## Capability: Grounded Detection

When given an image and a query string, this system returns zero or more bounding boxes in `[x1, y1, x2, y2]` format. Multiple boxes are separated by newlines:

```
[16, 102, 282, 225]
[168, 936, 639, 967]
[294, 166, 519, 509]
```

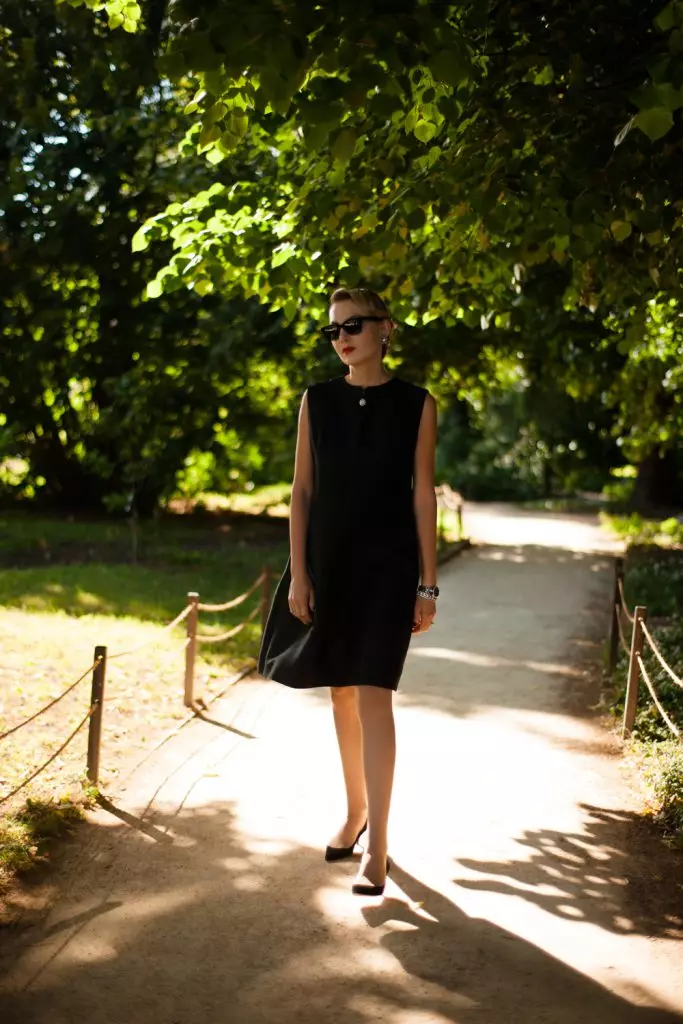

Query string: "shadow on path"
[455, 804, 683, 939]
[2, 801, 681, 1024]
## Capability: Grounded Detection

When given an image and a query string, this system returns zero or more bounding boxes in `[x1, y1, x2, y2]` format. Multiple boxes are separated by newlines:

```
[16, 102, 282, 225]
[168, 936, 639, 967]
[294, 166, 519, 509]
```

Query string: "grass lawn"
[0, 503, 290, 886]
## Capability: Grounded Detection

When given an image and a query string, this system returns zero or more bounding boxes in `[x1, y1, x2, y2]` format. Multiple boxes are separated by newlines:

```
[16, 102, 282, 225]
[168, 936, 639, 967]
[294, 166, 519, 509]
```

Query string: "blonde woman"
[258, 287, 438, 896]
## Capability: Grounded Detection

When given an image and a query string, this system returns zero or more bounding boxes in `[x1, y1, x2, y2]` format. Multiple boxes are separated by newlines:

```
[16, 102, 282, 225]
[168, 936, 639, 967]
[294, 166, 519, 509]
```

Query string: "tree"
[58, 0, 683, 507]
[0, 0, 302, 511]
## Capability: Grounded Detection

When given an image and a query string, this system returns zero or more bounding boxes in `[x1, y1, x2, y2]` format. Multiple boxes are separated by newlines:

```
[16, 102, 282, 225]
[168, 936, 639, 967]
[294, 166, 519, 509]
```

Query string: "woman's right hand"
[289, 573, 315, 624]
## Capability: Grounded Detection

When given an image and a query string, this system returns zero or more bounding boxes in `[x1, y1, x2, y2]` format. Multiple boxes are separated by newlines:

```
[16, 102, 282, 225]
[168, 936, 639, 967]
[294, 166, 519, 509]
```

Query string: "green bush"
[638, 740, 683, 842]
[0, 795, 86, 881]
[620, 545, 683, 619]
[609, 546, 683, 842]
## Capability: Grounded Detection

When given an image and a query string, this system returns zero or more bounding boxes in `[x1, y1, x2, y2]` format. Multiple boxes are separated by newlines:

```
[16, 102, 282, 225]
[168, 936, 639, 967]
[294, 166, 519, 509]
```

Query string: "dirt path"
[2, 507, 683, 1023]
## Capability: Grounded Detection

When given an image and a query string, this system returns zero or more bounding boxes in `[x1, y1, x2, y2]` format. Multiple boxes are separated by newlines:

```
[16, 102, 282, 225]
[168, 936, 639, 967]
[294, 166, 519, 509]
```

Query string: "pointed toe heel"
[352, 858, 391, 897]
[324, 822, 368, 863]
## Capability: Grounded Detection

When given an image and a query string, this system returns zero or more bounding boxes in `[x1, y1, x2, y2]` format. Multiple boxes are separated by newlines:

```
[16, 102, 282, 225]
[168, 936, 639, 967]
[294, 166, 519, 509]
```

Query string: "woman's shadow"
[362, 864, 683, 1024]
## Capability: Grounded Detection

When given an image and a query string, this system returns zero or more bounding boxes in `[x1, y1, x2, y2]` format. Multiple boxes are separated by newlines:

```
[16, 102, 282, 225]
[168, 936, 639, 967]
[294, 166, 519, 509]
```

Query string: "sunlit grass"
[602, 511, 683, 546]
[187, 483, 292, 517]
[0, 507, 290, 883]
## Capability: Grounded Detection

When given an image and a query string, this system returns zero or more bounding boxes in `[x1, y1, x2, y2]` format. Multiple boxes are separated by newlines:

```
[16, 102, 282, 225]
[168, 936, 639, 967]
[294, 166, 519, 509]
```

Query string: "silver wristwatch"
[417, 584, 439, 601]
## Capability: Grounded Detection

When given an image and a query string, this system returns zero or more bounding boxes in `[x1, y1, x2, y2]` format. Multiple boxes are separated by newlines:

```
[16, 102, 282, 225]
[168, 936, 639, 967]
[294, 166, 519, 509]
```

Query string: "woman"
[258, 286, 438, 896]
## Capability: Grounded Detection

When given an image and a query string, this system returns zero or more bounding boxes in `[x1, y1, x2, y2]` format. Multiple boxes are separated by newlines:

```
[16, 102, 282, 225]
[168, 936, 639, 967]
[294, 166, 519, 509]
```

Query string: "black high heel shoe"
[352, 857, 391, 897]
[324, 822, 368, 862]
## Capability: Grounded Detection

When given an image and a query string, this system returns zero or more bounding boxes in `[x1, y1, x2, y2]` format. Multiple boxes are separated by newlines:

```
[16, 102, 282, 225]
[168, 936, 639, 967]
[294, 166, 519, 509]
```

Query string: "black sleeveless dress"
[257, 374, 429, 690]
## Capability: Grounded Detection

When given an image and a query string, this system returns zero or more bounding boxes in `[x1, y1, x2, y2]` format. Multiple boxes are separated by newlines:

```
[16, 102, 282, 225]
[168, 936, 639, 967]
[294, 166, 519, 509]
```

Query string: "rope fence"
[607, 558, 682, 741]
[2, 481, 464, 808]
[0, 656, 101, 743]
[617, 575, 634, 624]
[197, 572, 266, 613]
[106, 604, 193, 662]
[636, 653, 681, 740]
[615, 604, 631, 657]
[195, 604, 262, 644]
[0, 704, 97, 806]
[0, 565, 272, 807]
[640, 621, 683, 691]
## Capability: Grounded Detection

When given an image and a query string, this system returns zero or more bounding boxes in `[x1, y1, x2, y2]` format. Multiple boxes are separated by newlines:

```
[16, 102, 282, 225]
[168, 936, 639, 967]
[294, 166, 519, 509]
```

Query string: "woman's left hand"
[412, 595, 436, 634]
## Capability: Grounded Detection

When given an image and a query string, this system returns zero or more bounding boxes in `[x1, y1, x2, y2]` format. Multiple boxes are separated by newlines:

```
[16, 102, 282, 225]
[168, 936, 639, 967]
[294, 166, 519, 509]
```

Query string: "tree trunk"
[629, 449, 683, 515]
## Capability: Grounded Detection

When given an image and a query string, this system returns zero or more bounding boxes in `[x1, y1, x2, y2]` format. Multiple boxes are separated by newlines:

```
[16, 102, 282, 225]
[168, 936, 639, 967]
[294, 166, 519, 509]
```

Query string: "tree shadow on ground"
[1, 800, 681, 1024]
[368, 866, 683, 1023]
[454, 803, 683, 939]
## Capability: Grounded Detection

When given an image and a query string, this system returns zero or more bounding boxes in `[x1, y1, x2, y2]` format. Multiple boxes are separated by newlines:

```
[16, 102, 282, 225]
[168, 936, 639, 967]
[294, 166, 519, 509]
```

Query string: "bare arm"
[290, 389, 314, 581]
[412, 393, 438, 587]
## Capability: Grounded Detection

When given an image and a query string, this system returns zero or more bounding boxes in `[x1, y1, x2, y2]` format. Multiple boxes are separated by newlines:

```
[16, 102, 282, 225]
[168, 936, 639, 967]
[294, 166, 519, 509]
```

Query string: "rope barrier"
[640, 621, 683, 691]
[0, 657, 101, 743]
[0, 704, 96, 806]
[197, 572, 266, 613]
[617, 577, 635, 624]
[1, 569, 269, 806]
[106, 603, 192, 662]
[636, 653, 681, 739]
[196, 604, 261, 644]
[615, 604, 631, 656]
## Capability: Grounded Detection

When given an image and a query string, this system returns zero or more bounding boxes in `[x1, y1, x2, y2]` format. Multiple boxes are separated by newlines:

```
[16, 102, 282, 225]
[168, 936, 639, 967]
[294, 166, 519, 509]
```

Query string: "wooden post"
[607, 556, 623, 675]
[437, 505, 445, 549]
[260, 565, 272, 632]
[87, 646, 107, 786]
[456, 502, 463, 541]
[184, 592, 199, 708]
[623, 605, 647, 739]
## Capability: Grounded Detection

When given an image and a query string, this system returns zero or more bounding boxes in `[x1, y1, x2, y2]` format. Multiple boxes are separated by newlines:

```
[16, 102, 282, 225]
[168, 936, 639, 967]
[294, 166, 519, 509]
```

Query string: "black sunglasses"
[320, 316, 385, 341]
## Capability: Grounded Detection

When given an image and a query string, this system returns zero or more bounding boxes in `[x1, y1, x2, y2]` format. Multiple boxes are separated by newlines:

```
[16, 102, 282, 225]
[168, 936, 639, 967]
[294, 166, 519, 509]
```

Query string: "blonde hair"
[329, 287, 394, 357]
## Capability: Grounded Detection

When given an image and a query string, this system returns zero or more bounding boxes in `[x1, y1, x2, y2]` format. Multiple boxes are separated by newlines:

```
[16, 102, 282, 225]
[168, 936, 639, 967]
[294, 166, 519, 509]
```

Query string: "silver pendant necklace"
[359, 388, 367, 407]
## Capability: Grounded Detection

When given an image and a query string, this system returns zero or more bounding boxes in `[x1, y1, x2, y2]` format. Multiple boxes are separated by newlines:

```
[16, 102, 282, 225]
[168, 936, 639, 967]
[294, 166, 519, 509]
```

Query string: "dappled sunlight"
[453, 805, 683, 941]
[409, 645, 585, 678]
[4, 691, 682, 1023]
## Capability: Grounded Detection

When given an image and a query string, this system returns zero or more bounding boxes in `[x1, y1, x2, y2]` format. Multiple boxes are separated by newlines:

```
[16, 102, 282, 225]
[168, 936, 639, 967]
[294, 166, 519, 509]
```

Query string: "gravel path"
[2, 506, 683, 1023]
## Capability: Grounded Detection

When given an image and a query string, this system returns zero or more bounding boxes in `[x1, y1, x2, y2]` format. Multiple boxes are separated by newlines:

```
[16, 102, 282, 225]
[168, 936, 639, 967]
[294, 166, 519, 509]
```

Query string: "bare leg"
[329, 686, 367, 847]
[356, 685, 395, 886]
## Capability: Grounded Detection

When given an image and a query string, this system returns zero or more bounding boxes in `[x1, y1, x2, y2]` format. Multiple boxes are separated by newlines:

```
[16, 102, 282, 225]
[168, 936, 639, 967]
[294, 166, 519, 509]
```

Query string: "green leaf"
[631, 83, 683, 112]
[131, 227, 149, 252]
[428, 50, 470, 88]
[611, 220, 633, 241]
[193, 279, 214, 296]
[218, 131, 239, 154]
[304, 122, 330, 151]
[146, 278, 163, 299]
[669, 28, 683, 51]
[634, 106, 674, 140]
[206, 146, 225, 165]
[414, 120, 437, 143]
[331, 128, 357, 163]
[198, 123, 220, 150]
[272, 244, 296, 268]
[655, 3, 676, 31]
[533, 64, 554, 86]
